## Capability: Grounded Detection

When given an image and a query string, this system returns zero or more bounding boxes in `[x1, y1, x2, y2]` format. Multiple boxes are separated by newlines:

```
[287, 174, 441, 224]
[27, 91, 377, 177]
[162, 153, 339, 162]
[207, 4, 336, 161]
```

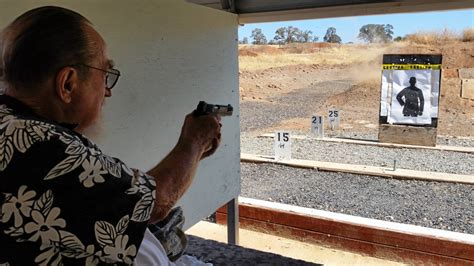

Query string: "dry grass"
[405, 29, 460, 45]
[240, 53, 313, 71]
[239, 28, 471, 71]
[462, 28, 474, 42]
[239, 43, 396, 71]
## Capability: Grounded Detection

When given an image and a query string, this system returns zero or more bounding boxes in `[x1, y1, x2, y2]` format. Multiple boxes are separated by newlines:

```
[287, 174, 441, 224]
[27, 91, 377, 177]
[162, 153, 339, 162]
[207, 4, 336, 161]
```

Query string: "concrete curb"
[216, 197, 474, 265]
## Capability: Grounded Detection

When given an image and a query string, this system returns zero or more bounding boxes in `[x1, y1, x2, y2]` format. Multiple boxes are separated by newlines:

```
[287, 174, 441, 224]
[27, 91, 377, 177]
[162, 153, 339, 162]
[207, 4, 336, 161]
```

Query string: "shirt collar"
[0, 94, 78, 130]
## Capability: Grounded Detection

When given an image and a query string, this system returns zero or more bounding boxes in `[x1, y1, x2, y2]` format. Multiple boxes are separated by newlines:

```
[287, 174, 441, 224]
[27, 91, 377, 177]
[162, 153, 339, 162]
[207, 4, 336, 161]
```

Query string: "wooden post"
[378, 124, 437, 146]
[226, 198, 239, 245]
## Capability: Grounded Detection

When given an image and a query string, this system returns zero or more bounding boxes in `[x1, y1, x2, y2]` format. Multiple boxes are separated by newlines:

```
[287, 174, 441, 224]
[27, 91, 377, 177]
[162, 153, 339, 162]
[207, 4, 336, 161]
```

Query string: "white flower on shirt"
[34, 244, 62, 266]
[1, 186, 36, 227]
[0, 104, 13, 119]
[84, 245, 101, 265]
[24, 207, 66, 243]
[79, 157, 107, 188]
[103, 235, 137, 264]
[0, 113, 55, 171]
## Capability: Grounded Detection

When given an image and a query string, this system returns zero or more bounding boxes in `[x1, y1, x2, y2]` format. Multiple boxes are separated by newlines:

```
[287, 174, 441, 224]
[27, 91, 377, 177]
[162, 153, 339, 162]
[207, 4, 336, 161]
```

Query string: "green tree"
[394, 36, 403, 42]
[298, 30, 314, 43]
[358, 24, 394, 43]
[323, 27, 342, 43]
[242, 37, 249, 44]
[251, 28, 267, 45]
[273, 26, 301, 44]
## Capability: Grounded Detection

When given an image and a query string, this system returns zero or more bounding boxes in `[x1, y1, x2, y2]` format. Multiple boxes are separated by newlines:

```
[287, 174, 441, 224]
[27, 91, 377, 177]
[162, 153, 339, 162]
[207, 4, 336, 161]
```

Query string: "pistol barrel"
[195, 101, 233, 116]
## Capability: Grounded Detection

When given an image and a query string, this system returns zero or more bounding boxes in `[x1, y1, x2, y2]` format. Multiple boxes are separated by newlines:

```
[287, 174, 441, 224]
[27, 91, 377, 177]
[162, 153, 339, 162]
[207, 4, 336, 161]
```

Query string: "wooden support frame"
[259, 133, 474, 153]
[378, 124, 437, 146]
[241, 153, 474, 185]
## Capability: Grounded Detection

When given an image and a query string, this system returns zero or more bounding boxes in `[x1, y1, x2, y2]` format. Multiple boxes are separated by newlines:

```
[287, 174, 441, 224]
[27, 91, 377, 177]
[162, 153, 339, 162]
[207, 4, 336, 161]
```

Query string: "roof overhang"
[187, 0, 474, 23]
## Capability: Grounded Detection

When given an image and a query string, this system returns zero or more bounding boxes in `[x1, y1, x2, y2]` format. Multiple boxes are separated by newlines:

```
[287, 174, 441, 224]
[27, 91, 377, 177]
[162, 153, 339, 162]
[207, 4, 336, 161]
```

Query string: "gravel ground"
[239, 131, 473, 234]
[242, 131, 474, 148]
[238, 67, 474, 235]
[241, 162, 474, 234]
[317, 131, 474, 148]
[240, 80, 352, 133]
[240, 133, 474, 175]
[186, 235, 316, 265]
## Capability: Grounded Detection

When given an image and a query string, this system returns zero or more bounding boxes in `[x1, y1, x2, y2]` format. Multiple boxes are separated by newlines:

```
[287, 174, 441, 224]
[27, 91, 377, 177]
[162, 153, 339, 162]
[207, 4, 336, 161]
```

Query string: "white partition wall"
[0, 0, 240, 229]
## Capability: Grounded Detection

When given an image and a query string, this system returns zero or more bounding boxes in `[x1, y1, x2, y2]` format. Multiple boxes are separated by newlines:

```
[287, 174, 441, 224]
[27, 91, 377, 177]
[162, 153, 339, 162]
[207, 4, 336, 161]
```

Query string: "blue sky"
[238, 9, 474, 43]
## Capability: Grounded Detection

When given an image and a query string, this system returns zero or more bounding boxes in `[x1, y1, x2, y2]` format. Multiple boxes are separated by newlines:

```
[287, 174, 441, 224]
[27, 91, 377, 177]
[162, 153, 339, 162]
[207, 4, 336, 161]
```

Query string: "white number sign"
[311, 116, 324, 138]
[328, 109, 340, 130]
[274, 131, 291, 161]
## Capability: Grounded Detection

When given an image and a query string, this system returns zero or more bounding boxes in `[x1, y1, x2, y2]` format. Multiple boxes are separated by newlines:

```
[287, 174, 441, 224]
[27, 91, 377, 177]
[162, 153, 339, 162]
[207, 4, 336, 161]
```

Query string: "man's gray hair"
[0, 6, 96, 91]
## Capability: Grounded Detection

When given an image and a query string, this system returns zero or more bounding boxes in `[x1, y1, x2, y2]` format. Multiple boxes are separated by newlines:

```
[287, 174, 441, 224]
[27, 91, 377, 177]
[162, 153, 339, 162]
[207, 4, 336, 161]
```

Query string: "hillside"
[239, 40, 474, 137]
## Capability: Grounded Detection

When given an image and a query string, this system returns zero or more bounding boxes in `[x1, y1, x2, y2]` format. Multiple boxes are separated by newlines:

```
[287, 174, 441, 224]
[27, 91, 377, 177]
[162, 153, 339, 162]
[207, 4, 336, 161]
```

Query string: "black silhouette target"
[396, 77, 424, 117]
[380, 54, 442, 127]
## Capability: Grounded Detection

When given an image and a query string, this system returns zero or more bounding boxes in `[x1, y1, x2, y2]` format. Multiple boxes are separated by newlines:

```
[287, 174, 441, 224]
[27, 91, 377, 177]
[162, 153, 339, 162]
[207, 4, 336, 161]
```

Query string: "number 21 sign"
[311, 116, 324, 138]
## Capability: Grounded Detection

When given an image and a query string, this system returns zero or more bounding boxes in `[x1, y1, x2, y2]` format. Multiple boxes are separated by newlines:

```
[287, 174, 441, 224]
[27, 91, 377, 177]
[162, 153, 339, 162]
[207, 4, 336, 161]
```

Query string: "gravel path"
[241, 162, 474, 234]
[240, 80, 352, 132]
[240, 134, 474, 175]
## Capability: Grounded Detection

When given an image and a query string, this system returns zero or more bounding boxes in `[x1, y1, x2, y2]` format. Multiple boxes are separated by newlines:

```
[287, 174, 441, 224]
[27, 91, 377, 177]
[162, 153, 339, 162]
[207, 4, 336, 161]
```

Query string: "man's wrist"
[175, 138, 205, 159]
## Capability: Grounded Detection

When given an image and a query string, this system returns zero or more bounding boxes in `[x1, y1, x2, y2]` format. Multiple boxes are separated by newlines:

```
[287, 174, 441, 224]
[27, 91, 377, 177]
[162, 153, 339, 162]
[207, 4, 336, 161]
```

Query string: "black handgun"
[194, 101, 233, 117]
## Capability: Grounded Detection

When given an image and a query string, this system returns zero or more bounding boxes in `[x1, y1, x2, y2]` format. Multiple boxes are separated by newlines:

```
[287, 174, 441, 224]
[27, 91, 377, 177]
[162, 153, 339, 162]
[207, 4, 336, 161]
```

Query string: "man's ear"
[55, 67, 79, 104]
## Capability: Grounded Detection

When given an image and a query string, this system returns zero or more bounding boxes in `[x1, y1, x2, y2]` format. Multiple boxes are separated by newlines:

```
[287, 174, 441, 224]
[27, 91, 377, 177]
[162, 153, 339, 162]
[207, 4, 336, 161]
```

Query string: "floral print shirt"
[0, 95, 156, 265]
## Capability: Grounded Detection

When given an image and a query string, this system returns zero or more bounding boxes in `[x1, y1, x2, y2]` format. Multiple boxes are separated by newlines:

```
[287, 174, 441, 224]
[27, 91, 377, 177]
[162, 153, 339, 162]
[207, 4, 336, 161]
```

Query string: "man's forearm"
[147, 141, 203, 223]
[145, 112, 221, 223]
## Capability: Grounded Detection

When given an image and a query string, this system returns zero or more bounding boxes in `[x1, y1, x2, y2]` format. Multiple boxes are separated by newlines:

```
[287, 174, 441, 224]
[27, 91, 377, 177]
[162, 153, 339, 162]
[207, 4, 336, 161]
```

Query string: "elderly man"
[0, 6, 220, 265]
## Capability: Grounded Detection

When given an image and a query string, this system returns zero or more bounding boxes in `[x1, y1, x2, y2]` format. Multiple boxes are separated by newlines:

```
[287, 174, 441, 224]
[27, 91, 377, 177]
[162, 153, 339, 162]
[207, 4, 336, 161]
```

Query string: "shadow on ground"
[186, 235, 320, 266]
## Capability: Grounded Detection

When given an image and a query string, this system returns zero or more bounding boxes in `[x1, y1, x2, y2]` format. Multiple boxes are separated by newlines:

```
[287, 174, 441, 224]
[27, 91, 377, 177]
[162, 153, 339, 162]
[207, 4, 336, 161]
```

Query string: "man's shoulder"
[0, 98, 89, 141]
[0, 101, 98, 173]
[0, 102, 79, 144]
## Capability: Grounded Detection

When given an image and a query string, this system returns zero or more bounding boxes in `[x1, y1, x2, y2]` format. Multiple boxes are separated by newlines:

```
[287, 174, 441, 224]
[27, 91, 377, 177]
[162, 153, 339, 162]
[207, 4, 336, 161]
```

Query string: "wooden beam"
[241, 153, 474, 184]
[379, 125, 437, 147]
[216, 197, 474, 264]
[259, 134, 474, 154]
[238, 0, 474, 23]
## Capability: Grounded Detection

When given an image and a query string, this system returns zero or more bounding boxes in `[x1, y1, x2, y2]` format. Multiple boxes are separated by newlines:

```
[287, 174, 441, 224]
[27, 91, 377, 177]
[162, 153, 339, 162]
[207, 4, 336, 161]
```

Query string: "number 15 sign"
[274, 131, 291, 161]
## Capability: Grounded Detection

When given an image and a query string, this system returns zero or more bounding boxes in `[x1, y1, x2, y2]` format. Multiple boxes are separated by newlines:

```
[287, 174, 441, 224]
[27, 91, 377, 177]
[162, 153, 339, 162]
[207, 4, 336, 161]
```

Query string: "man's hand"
[178, 112, 222, 160]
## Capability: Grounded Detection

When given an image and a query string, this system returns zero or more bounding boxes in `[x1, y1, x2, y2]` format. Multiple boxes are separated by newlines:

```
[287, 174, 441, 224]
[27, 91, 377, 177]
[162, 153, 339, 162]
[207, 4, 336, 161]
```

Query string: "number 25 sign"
[328, 109, 340, 130]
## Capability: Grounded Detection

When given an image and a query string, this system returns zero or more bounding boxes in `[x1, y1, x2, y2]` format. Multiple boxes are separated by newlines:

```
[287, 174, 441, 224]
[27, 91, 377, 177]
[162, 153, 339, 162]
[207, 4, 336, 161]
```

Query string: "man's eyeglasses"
[77, 64, 121, 90]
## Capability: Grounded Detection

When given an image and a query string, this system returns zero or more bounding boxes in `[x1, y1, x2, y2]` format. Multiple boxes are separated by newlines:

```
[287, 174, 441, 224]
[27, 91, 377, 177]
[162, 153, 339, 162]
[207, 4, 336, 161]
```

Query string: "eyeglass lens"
[106, 69, 120, 89]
